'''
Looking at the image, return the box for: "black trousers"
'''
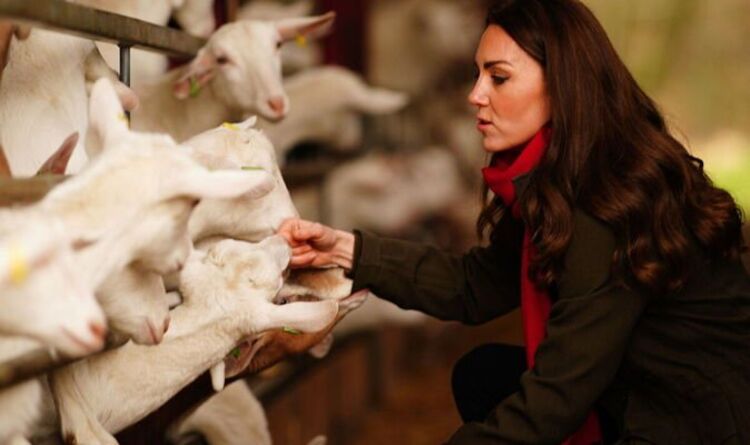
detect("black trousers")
[451,343,620,443]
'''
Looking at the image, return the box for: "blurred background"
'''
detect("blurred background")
[95,0,745,443]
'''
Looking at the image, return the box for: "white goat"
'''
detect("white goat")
[131,12,336,141]
[368,0,484,97]
[0,30,137,176]
[70,0,216,86]
[70,79,278,346]
[39,78,273,264]
[0,79,274,351]
[47,236,339,445]
[257,66,409,163]
[0,214,106,357]
[184,118,298,244]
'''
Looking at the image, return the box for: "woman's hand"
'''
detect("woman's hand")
[277,218,355,270]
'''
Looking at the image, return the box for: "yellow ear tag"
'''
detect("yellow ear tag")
[189,76,201,98]
[241,166,264,171]
[230,347,242,359]
[282,326,301,335]
[295,34,307,48]
[8,243,28,285]
[222,122,240,131]
[117,113,129,124]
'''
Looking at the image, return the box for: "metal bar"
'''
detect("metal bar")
[0,0,205,58]
[119,43,131,119]
[118,43,131,87]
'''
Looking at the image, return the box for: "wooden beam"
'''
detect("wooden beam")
[0,175,66,207]
[226,0,240,22]
[0,346,80,390]
[0,0,205,58]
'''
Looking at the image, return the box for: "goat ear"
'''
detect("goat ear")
[308,333,334,358]
[173,49,217,100]
[353,88,409,115]
[0,145,11,177]
[256,300,338,333]
[13,25,30,40]
[168,168,275,201]
[36,132,79,176]
[238,116,257,131]
[86,79,130,157]
[276,11,336,42]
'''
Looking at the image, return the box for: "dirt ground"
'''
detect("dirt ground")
[349,311,523,445]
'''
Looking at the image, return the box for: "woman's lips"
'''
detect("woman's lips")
[476,117,492,132]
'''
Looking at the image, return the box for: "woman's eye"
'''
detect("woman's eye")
[492,75,509,85]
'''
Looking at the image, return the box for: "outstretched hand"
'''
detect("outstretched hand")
[277,218,355,270]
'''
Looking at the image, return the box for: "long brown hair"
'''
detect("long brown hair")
[476,0,744,294]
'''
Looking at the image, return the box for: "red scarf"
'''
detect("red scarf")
[481,128,602,445]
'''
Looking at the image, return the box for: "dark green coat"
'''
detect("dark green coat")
[349,211,750,444]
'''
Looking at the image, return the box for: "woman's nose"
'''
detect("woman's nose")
[467,80,489,107]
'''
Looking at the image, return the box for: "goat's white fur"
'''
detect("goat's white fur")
[257,66,409,164]
[0,30,137,176]
[131,12,336,142]
[48,236,338,444]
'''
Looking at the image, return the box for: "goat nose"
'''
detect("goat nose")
[267,97,285,115]
[89,321,107,340]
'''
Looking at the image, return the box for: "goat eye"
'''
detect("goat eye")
[216,55,230,65]
[275,296,288,305]
[275,41,282,50]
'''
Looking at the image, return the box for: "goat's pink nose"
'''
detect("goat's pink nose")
[267,97,285,115]
[89,321,106,340]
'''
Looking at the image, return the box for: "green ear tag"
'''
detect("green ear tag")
[282,326,301,335]
[241,166,264,171]
[230,347,242,359]
[189,76,201,98]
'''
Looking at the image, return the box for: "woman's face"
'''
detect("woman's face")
[468,25,550,153]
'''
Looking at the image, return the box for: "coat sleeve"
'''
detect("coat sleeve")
[349,215,525,325]
[447,211,648,444]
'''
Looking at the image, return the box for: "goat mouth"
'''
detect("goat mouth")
[146,320,162,345]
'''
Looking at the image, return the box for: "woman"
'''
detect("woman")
[278,0,750,443]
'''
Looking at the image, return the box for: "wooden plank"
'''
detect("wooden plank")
[0,175,66,207]
[0,346,89,390]
[226,0,240,22]
[0,0,205,58]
